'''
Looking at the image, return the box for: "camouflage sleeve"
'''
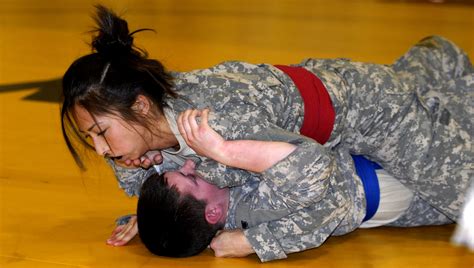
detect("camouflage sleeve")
[244,188,350,262]
[244,134,351,261]
[196,159,257,188]
[260,138,335,210]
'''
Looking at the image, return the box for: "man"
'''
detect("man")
[137,114,464,262]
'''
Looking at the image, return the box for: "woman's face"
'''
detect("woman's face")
[72,104,152,166]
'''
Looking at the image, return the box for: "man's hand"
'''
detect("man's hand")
[106,215,138,246]
[177,109,225,160]
[210,229,255,258]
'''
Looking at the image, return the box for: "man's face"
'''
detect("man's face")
[164,160,223,201]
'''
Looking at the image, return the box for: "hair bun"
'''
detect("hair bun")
[92,5,134,58]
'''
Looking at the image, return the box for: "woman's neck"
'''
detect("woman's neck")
[149,114,179,150]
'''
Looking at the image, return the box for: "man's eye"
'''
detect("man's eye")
[189,175,198,185]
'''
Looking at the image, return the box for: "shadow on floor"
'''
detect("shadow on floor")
[0,78,62,103]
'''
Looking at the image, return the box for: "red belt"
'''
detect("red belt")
[275,65,335,144]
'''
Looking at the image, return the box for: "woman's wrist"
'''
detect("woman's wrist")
[214,140,232,164]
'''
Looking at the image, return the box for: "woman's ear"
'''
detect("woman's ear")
[133,95,151,115]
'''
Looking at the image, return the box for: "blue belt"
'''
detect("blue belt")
[351,155,381,222]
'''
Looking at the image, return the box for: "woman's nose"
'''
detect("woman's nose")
[93,137,109,156]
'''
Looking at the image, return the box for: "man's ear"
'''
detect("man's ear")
[133,95,151,115]
[205,205,223,225]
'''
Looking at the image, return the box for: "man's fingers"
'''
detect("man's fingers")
[116,221,134,240]
[116,227,137,245]
[113,222,138,246]
[107,225,125,244]
[110,225,125,236]
[110,224,135,245]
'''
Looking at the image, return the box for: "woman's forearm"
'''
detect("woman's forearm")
[217,140,296,173]
[178,109,296,172]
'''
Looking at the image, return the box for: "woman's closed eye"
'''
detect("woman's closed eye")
[97,129,108,136]
[83,128,107,139]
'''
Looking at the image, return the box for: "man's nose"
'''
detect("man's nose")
[180,159,196,174]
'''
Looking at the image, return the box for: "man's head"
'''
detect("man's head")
[137,160,229,257]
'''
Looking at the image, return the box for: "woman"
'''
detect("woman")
[61,5,473,247]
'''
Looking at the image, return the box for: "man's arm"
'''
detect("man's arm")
[209,193,348,261]
[179,109,363,262]
[207,132,362,261]
[178,109,296,173]
[210,193,350,262]
[236,145,362,262]
[244,194,350,262]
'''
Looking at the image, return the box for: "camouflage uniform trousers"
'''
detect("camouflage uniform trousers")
[301,36,472,226]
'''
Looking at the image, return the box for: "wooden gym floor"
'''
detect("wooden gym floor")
[0,0,473,267]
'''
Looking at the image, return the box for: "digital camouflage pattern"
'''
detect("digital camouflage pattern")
[225,144,366,261]
[110,36,472,261]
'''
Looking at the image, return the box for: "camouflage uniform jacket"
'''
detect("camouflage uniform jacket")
[108,36,473,261]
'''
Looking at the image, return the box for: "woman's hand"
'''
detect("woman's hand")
[177,109,225,160]
[106,215,138,246]
[123,150,163,169]
[210,229,255,258]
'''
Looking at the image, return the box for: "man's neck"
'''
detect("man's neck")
[210,188,230,225]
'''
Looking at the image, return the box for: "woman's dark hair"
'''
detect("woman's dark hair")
[137,173,222,257]
[61,5,176,169]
